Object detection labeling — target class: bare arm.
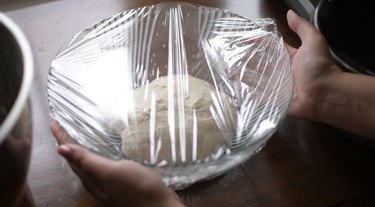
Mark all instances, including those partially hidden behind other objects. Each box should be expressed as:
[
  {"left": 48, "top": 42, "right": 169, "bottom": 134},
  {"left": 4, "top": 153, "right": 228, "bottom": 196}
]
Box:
[{"left": 316, "top": 72, "right": 375, "bottom": 138}]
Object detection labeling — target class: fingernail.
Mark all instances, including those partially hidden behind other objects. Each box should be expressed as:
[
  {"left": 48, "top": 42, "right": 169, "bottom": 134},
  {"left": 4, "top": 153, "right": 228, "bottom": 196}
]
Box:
[{"left": 57, "top": 145, "right": 73, "bottom": 161}]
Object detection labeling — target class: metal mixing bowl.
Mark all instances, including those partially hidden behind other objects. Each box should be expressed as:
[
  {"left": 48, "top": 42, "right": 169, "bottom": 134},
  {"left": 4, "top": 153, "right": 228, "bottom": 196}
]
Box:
[{"left": 0, "top": 12, "right": 34, "bottom": 207}]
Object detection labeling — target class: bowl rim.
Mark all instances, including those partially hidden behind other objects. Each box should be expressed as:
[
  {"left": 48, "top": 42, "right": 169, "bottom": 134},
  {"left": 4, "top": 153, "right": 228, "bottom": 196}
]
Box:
[{"left": 0, "top": 12, "right": 33, "bottom": 143}]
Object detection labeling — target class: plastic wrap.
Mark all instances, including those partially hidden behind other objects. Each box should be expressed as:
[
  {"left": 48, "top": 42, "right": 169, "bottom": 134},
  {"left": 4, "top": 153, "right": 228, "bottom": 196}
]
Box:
[{"left": 47, "top": 2, "right": 294, "bottom": 189}]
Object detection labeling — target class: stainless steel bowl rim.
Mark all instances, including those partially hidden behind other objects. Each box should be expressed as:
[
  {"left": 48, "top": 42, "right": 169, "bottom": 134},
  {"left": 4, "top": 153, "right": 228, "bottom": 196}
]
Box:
[{"left": 0, "top": 13, "right": 33, "bottom": 143}]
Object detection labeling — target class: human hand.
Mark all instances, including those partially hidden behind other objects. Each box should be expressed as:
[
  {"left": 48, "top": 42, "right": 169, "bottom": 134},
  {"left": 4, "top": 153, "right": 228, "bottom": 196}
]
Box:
[
  {"left": 285, "top": 10, "right": 343, "bottom": 120},
  {"left": 50, "top": 121, "right": 184, "bottom": 207},
  {"left": 286, "top": 10, "right": 375, "bottom": 138}
]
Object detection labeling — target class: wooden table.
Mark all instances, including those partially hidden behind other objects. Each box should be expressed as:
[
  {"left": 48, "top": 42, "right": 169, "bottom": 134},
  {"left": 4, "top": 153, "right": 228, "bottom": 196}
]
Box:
[{"left": 4, "top": 0, "right": 375, "bottom": 206}]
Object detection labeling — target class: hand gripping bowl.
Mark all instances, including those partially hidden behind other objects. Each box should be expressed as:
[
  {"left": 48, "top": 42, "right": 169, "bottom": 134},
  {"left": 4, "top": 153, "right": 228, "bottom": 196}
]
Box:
[{"left": 47, "top": 2, "right": 294, "bottom": 189}]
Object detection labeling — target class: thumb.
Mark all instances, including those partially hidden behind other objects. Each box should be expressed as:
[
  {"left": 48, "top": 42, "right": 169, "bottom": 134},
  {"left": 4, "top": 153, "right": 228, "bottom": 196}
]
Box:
[
  {"left": 57, "top": 144, "right": 112, "bottom": 200},
  {"left": 286, "top": 10, "right": 332, "bottom": 57},
  {"left": 286, "top": 10, "right": 321, "bottom": 43},
  {"left": 57, "top": 143, "right": 115, "bottom": 177},
  {"left": 50, "top": 121, "right": 115, "bottom": 176}
]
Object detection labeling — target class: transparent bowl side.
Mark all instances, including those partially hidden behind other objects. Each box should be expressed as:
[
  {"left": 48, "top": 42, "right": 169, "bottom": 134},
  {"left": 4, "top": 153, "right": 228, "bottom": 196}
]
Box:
[{"left": 47, "top": 2, "right": 293, "bottom": 189}]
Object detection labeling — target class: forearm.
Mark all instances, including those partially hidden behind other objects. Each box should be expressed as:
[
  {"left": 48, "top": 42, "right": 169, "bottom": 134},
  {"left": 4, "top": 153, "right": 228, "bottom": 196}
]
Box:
[{"left": 315, "top": 69, "right": 375, "bottom": 138}]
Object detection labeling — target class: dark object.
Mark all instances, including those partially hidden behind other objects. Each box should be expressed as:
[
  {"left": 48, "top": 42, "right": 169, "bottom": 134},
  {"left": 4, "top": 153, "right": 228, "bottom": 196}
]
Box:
[
  {"left": 285, "top": 0, "right": 375, "bottom": 75},
  {"left": 0, "top": 13, "right": 34, "bottom": 207}
]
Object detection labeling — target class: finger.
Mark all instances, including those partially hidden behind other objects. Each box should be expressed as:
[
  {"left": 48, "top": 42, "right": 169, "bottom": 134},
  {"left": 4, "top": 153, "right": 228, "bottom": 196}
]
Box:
[
  {"left": 58, "top": 143, "right": 155, "bottom": 182},
  {"left": 286, "top": 10, "right": 320, "bottom": 43},
  {"left": 53, "top": 125, "right": 156, "bottom": 180},
  {"left": 50, "top": 121, "right": 77, "bottom": 145},
  {"left": 57, "top": 143, "right": 115, "bottom": 175},
  {"left": 57, "top": 144, "right": 87, "bottom": 177},
  {"left": 51, "top": 122, "right": 111, "bottom": 173},
  {"left": 57, "top": 144, "right": 155, "bottom": 199},
  {"left": 57, "top": 144, "right": 110, "bottom": 200}
]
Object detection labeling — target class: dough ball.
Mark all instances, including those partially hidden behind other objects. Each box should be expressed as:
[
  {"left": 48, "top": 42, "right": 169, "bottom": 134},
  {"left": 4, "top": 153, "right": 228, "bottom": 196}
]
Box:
[{"left": 121, "top": 74, "right": 236, "bottom": 164}]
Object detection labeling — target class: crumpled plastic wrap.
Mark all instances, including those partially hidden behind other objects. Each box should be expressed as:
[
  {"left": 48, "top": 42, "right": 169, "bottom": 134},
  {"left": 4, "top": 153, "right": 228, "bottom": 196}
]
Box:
[{"left": 47, "top": 2, "right": 294, "bottom": 189}]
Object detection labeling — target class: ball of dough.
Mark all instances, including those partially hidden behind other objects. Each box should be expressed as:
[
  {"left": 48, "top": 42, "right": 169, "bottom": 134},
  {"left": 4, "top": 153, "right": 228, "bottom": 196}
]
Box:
[{"left": 121, "top": 74, "right": 236, "bottom": 164}]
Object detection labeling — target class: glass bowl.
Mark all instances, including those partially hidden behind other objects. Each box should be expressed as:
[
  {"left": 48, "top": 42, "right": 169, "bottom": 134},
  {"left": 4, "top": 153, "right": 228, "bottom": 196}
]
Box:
[{"left": 47, "top": 2, "right": 293, "bottom": 189}]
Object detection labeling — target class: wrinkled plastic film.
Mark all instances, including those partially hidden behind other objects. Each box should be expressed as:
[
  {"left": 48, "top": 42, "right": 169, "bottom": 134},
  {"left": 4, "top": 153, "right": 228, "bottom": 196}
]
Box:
[{"left": 47, "top": 2, "right": 293, "bottom": 189}]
